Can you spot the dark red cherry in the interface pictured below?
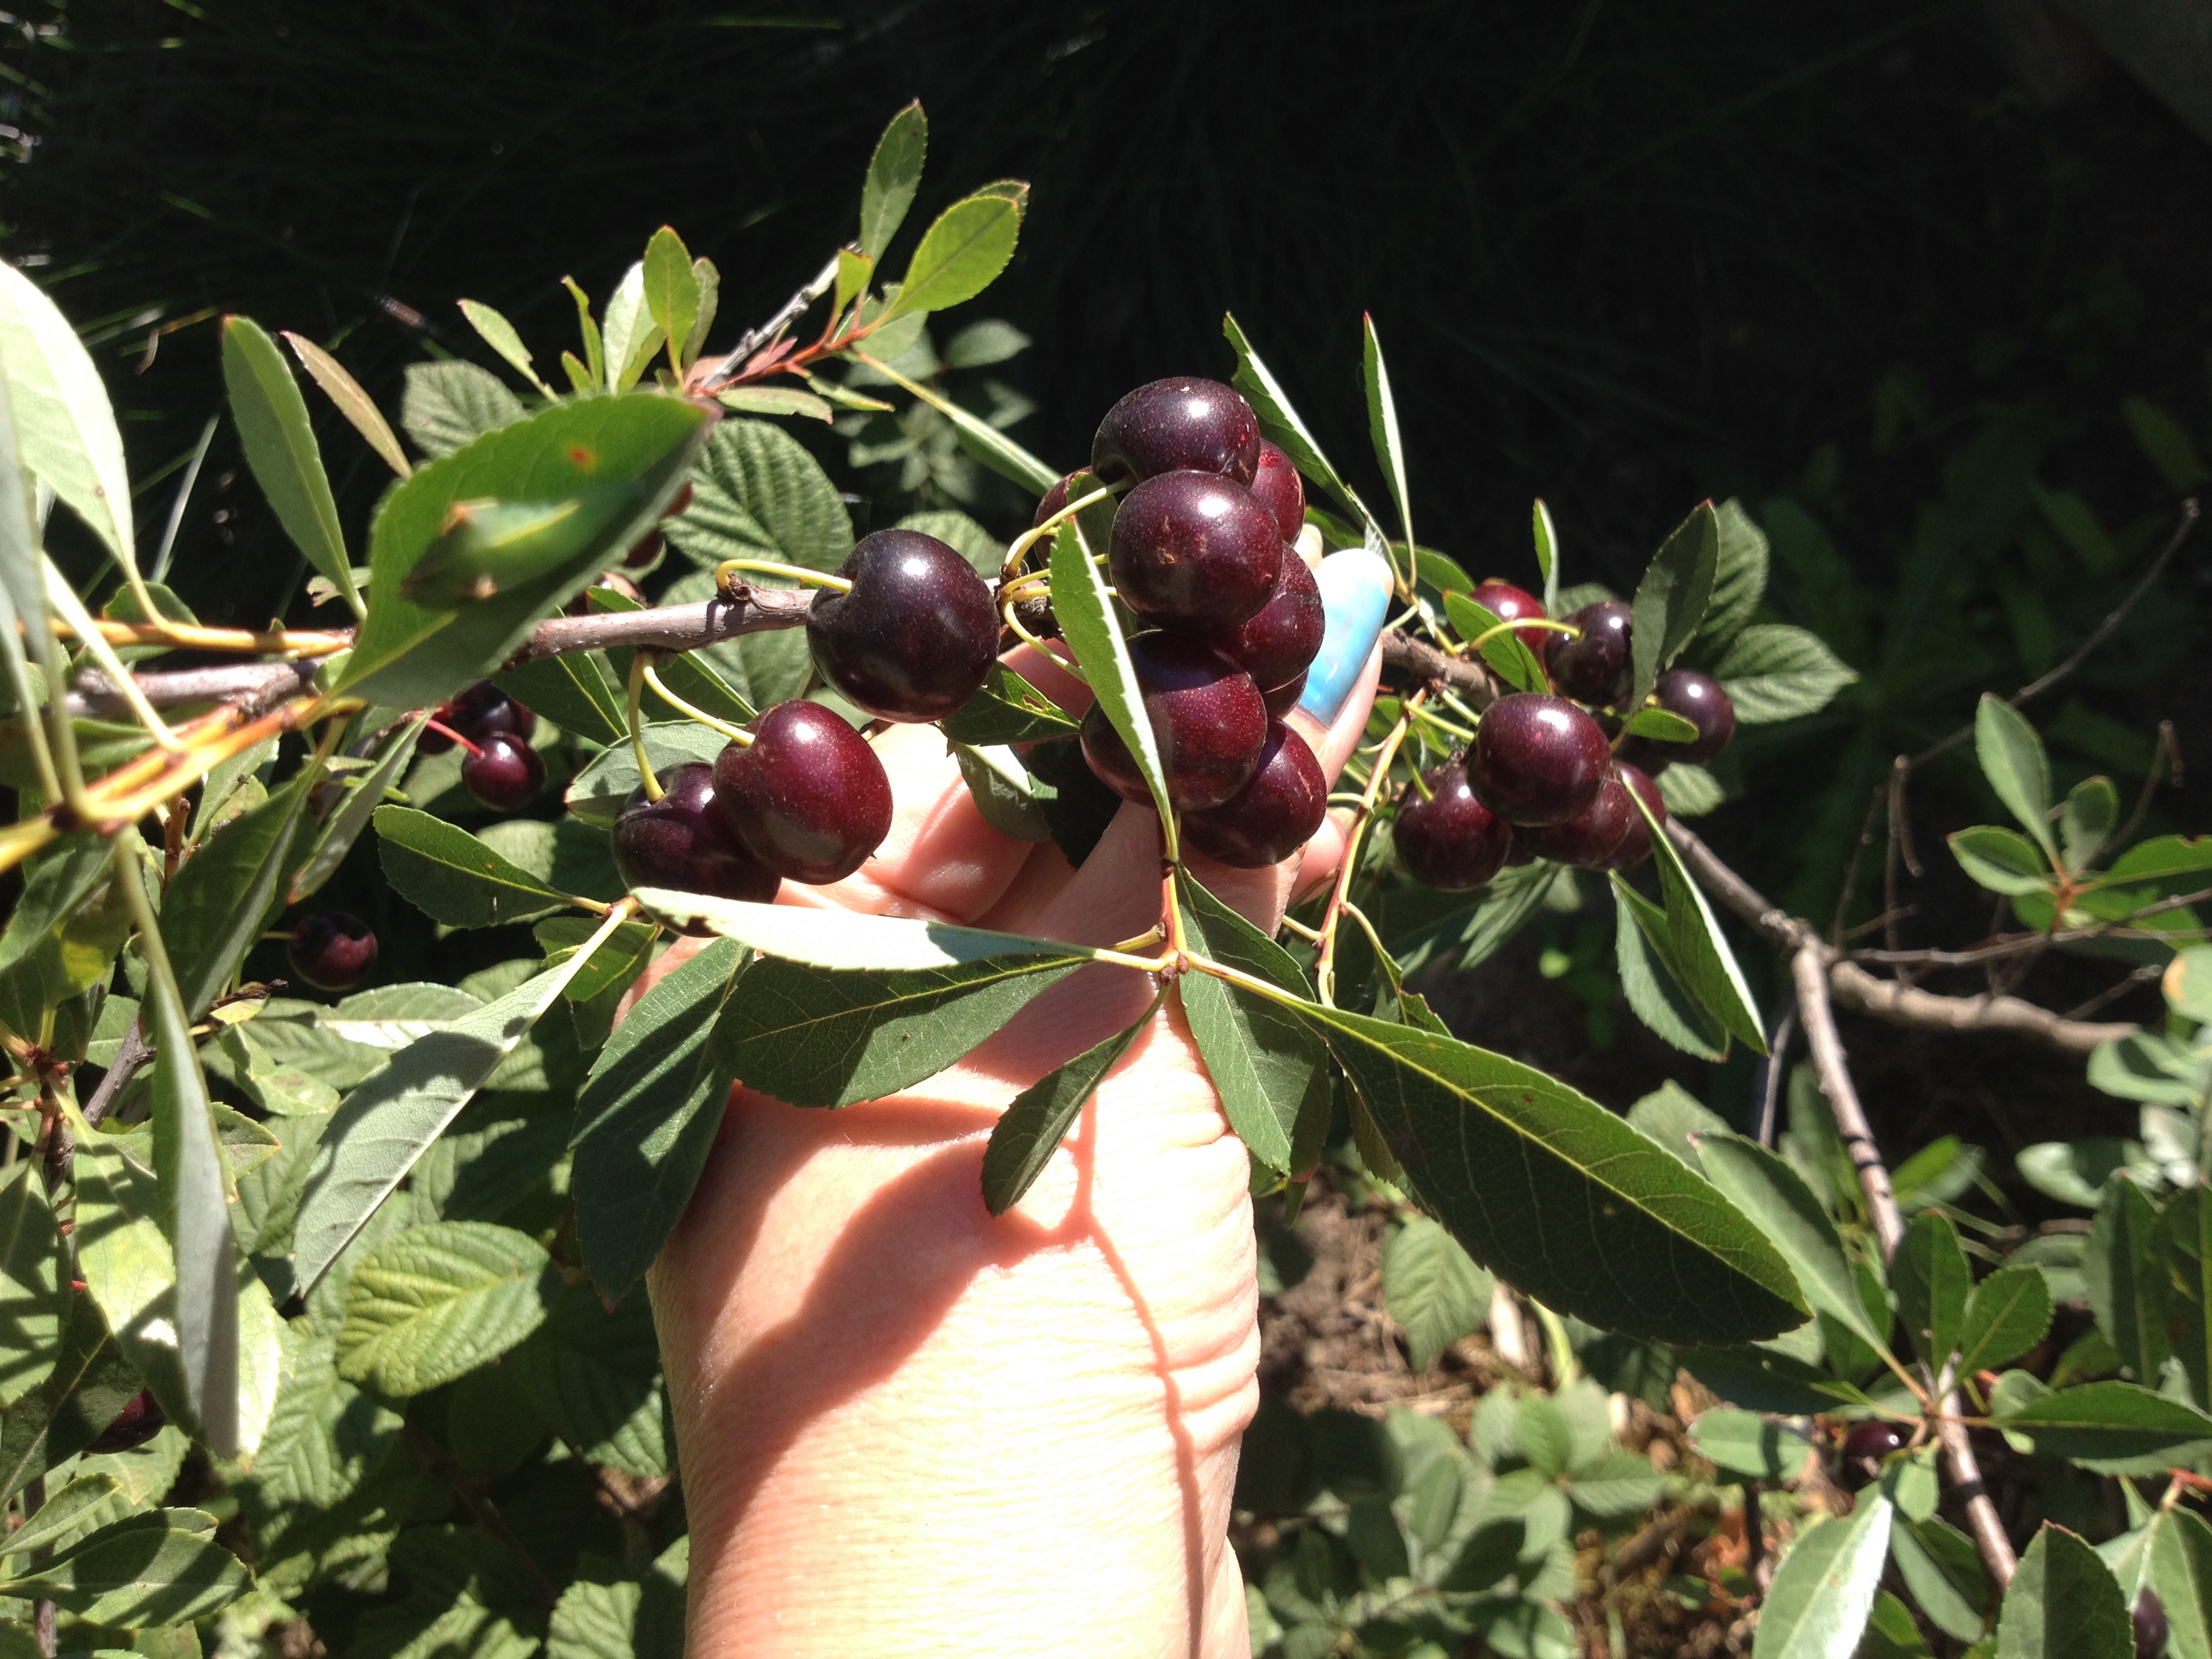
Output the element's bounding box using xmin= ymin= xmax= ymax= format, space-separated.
xmin=1079 ymin=633 xmax=1267 ymax=811
xmin=287 ymin=912 xmax=377 ymax=992
xmin=1091 ymin=376 xmax=1261 ymax=485
xmin=1394 ymin=763 xmax=1513 ymax=890
xmin=1470 ymin=693 xmax=1612 ymax=826
xmin=2135 ymin=1589 xmax=2169 ymax=1659
xmin=611 ymin=761 xmax=779 ymax=929
xmin=1247 ymin=440 xmax=1305 ymax=543
xmin=1468 ymin=581 xmax=1549 ymax=651
xmin=806 ymin=530 xmax=1000 ymax=722
xmin=1214 ymin=549 xmax=1324 ymax=693
xmin=1547 ymin=600 xmax=1634 ymax=707
xmin=1183 ymin=722 xmax=1326 ymax=868
xmin=1600 ymin=763 xmax=1666 ymax=869
xmin=1262 ymin=672 xmax=1307 ymax=719
xmin=1108 ymin=472 xmax=1283 ymax=634
xmin=1839 ymin=1418 xmax=1909 ymax=1490
xmin=1519 ymin=766 xmax=1634 ymax=867
xmin=1619 ymin=669 xmax=1736 ymax=773
xmin=1033 ymin=472 xmax=1074 ymax=529
xmin=462 ymin=733 xmax=545 ymax=811
xmin=450 ymin=680 xmax=536 ymax=743
xmin=712 ymin=702 xmax=894 ymax=885
xmin=85 ymin=1389 xmax=165 ymax=1456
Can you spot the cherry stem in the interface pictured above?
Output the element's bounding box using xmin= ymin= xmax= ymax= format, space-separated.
xmin=712 ymin=557 xmax=853 ymax=594
xmin=1315 ymin=692 xmax=1422 ymax=1006
xmin=998 ymin=485 xmax=1115 ymax=581
xmin=639 ymin=661 xmax=752 ymax=747
xmin=1001 ymin=598 xmax=1076 ymax=674
xmin=424 ymin=717 xmax=484 ymax=758
xmin=1457 ymin=616 xmax=1577 ymax=657
xmin=625 ymin=653 xmax=663 ymax=803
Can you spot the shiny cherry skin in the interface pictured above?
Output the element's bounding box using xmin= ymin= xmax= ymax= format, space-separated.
xmin=1261 ymin=672 xmax=1306 ymax=719
xmin=1619 ymin=669 xmax=1737 ymax=773
xmin=1468 ymin=580 xmax=1549 ymax=651
xmin=1214 ymin=548 xmax=1324 ymax=693
xmin=1183 ymin=722 xmax=1326 ymax=868
xmin=1839 ymin=1419 xmax=1910 ymax=1490
xmin=462 ymin=733 xmax=545 ymax=811
xmin=287 ymin=912 xmax=378 ymax=992
xmin=806 ymin=530 xmax=1000 ymax=722
xmin=1033 ymin=472 xmax=1074 ymax=529
xmin=1547 ymin=599 xmax=1634 ymax=706
xmin=1394 ymin=762 xmax=1514 ymax=890
xmin=85 ymin=1389 xmax=166 ymax=1455
xmin=1079 ymin=633 xmax=1267 ymax=811
xmin=612 ymin=762 xmax=779 ymax=929
xmin=2135 ymin=1589 xmax=2169 ymax=1659
xmin=1108 ymin=471 xmax=1283 ymax=634
xmin=1247 ymin=439 xmax=1305 ymax=543
xmin=1091 ymin=376 xmax=1261 ymax=485
xmin=1599 ymin=763 xmax=1666 ymax=869
xmin=1519 ymin=766 xmax=1634 ymax=866
xmin=422 ymin=679 xmax=533 ymax=753
xmin=1471 ymin=693 xmax=1613 ymax=826
xmin=712 ymin=702 xmax=894 ymax=885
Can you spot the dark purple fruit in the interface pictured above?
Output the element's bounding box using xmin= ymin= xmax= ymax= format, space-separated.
xmin=1091 ymin=376 xmax=1261 ymax=486
xmin=462 ymin=733 xmax=545 ymax=810
xmin=1470 ymin=693 xmax=1612 ymax=827
xmin=1394 ymin=763 xmax=1513 ymax=891
xmin=1183 ymin=722 xmax=1327 ymax=868
xmin=85 ymin=1389 xmax=165 ymax=1455
xmin=449 ymin=680 xmax=536 ymax=743
xmin=1262 ymin=672 xmax=1307 ymax=720
xmin=1107 ymin=471 xmax=1283 ymax=634
xmin=1468 ymin=581 xmax=1549 ymax=651
xmin=1600 ymin=763 xmax=1666 ymax=869
xmin=287 ymin=912 xmax=378 ymax=993
xmin=2135 ymin=1589 xmax=2169 ymax=1659
xmin=1519 ymin=767 xmax=1634 ymax=867
xmin=611 ymin=762 xmax=779 ymax=929
xmin=1078 ymin=633 xmax=1267 ymax=812
xmin=1214 ymin=549 xmax=1324 ymax=693
xmin=1839 ymin=1418 xmax=1909 ymax=1489
xmin=1248 ymin=439 xmax=1305 ymax=543
xmin=1547 ymin=599 xmax=1634 ymax=707
xmin=712 ymin=702 xmax=894 ymax=885
xmin=1619 ymin=669 xmax=1736 ymax=774
xmin=1033 ymin=472 xmax=1074 ymax=529
xmin=806 ymin=530 xmax=1000 ymax=722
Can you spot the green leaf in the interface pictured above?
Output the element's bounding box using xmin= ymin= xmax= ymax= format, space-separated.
xmin=1630 ymin=502 xmax=1720 ymax=708
xmin=373 ymin=804 xmax=569 ymax=928
xmin=640 ymin=228 xmax=699 ymax=377
xmin=1696 ymin=1132 xmax=1888 ymax=1355
xmin=344 ymin=393 xmax=712 ymax=708
xmin=1862 ymin=1591 xmax=1936 ymax=1659
xmin=1050 ymin=496 xmax=1175 ymax=830
xmin=1622 ymin=705 xmax=1702 ymax=744
xmin=535 ymin=915 xmax=655 ymax=1004
xmin=883 ymin=192 xmax=1023 ymax=319
xmin=954 ymin=741 xmax=1051 ymax=842
xmin=402 ymin=359 xmax=527 ymax=458
xmin=565 ymin=720 xmax=728 ymax=829
xmin=943 ymin=318 xmax=1030 ymax=369
xmin=1382 ymin=1216 xmax=1494 ymax=1374
xmin=0 ymin=260 xmax=136 ymax=575
xmin=0 ymin=1509 xmax=249 ymax=1626
xmin=2087 ymin=1176 xmax=2169 ymax=1384
xmin=1443 ymin=591 xmax=1548 ymax=694
xmin=859 ymin=100 xmax=928 ymax=260
xmin=1291 ymin=1003 xmax=1807 ymax=1343
xmin=1637 ymin=787 xmax=1767 ymax=1049
xmin=0 ymin=1162 xmax=60 ymax=1410
xmin=1891 ymin=1515 xmax=1990 ymax=1643
xmin=1534 ymin=498 xmax=1560 ymax=615
xmin=846 ymin=352 xmax=1059 ymax=492
xmin=4 ymin=1473 xmax=122 ymax=1561
xmin=1699 ymin=499 xmax=1769 ymax=651
xmin=494 ymin=649 xmax=628 ymax=746
xmin=573 ymin=938 xmax=745 ymax=1300
xmin=2123 ymin=394 xmax=2211 ymax=492
xmin=1613 ymin=878 xmax=1728 ymax=1060
xmin=711 ymin=951 xmax=1084 ymax=1110
xmin=1994 ymin=1381 xmax=2212 ymax=1475
xmin=163 ymin=770 xmax=316 ymax=1019
xmin=940 ymin=661 xmax=1078 ymax=745
xmin=715 ymin=384 xmax=832 ymax=422
xmin=1959 ymin=1265 xmax=2054 ymax=1376
xmin=0 ymin=835 xmax=131 ymax=1042
xmin=1894 ymin=1208 xmax=1971 ymax=1371
xmin=1566 ymin=1448 xmax=1669 ymax=1518
xmin=2061 ymin=776 xmax=2119 ymax=874
xmin=1222 ymin=312 xmax=1359 ymax=518
xmin=663 ymin=416 xmax=853 ymax=575
xmin=1948 ymin=825 xmax=2051 ymax=895
xmin=1687 ymin=1408 xmax=1814 ymax=1480
xmin=1176 ymin=872 xmax=1328 ymax=1174
xmin=623 ymin=893 xmax=1077 ymax=973
xmin=0 ymin=1292 xmax=144 ymax=1501
xmin=1713 ymin=622 xmax=1858 ymax=725
xmin=282 ymin=330 xmax=411 ymax=478
xmin=601 ymin=261 xmax=664 ymax=392
xmin=289 ymin=713 xmax=428 ymax=905
xmin=335 ymin=1221 xmax=553 ymax=1397
xmin=457 ymin=299 xmax=550 ymax=395
xmin=1656 ymin=760 xmax=1727 ymax=818
xmin=1625 ymin=1081 xmax=1728 ymax=1173
xmin=981 ymin=998 xmax=1157 ymax=1216
xmin=221 ymin=315 xmax=360 ymax=612
xmin=2167 ymin=1187 xmax=2212 ymax=1412
xmin=1977 ymin=695 xmax=2057 ymax=862
xmin=2148 ymin=1508 xmax=2212 ymax=1659
xmin=1751 ymin=1495 xmax=1892 ymax=1659
xmin=1361 ymin=314 xmax=1412 ymax=544
xmin=1996 ymin=1523 xmax=2132 ymax=1659
xmin=508 ymin=1282 xmax=665 ymax=1477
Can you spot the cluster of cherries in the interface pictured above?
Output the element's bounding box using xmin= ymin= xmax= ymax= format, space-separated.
xmin=424 ymin=678 xmax=546 ymax=811
xmin=1051 ymin=377 xmax=1329 ymax=867
xmin=1393 ymin=583 xmax=1737 ymax=891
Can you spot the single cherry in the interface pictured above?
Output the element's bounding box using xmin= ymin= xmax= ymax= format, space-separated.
xmin=462 ymin=732 xmax=545 ymax=810
xmin=1838 ymin=1419 xmax=1910 ymax=1490
xmin=1619 ymin=669 xmax=1736 ymax=773
xmin=1247 ymin=439 xmax=1305 ymax=544
xmin=1079 ymin=633 xmax=1267 ymax=811
xmin=1394 ymin=763 xmax=1514 ymax=890
xmin=712 ymin=702 xmax=894 ymax=885
xmin=1467 ymin=580 xmax=1549 ymax=651
xmin=1262 ymin=672 xmax=1307 ymax=719
xmin=806 ymin=529 xmax=1000 ymax=722
xmin=1600 ymin=763 xmax=1666 ymax=869
xmin=1470 ymin=694 xmax=1613 ymax=826
xmin=1519 ymin=766 xmax=1635 ymax=867
xmin=1183 ymin=722 xmax=1326 ymax=868
xmin=1547 ymin=599 xmax=1634 ymax=706
xmin=85 ymin=1389 xmax=165 ymax=1455
xmin=1107 ymin=471 xmax=1283 ymax=634
xmin=1091 ymin=376 xmax=1261 ymax=485
xmin=1033 ymin=472 xmax=1073 ymax=529
xmin=422 ymin=679 xmax=533 ymax=753
xmin=1213 ymin=549 xmax=1324 ymax=693
xmin=611 ymin=762 xmax=779 ymax=928
xmin=287 ymin=912 xmax=379 ymax=993
xmin=2135 ymin=1589 xmax=2169 ymax=1659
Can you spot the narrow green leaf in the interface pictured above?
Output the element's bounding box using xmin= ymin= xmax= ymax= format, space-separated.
xmin=222 ymin=314 xmax=359 ymax=613
xmin=940 ymin=661 xmax=1078 ymax=745
xmin=1382 ymin=1217 xmax=1494 ymax=1374
xmin=2061 ymin=776 xmax=2119 ymax=875
xmin=716 ymin=385 xmax=833 ymax=423
xmin=600 ymin=261 xmax=663 ymax=392
xmin=1292 ymin=1002 xmax=1807 ymax=1343
xmin=3 ymin=1473 xmax=121 ymax=1561
xmin=1622 ymin=706 xmax=1702 ymax=743
xmin=562 ymin=275 xmax=605 ymax=386
xmin=1713 ymin=623 xmax=1858 ymax=725
xmin=1994 ymin=1381 xmax=2212 ymax=1475
xmin=1976 ymin=695 xmax=2057 ymax=862
xmin=1959 ymin=1265 xmax=2054 ymax=1376
xmin=335 ymin=1220 xmax=552 ymax=1396
xmin=1751 ymin=1494 xmax=1893 ymax=1659
xmin=982 ymin=997 xmax=1158 ymax=1216
xmin=2087 ymin=1176 xmax=2169 ymax=1384
xmin=844 ymin=350 xmax=1057 ymax=490
xmin=1635 ymin=787 xmax=1766 ymax=1048
xmin=163 ymin=769 xmax=317 ymax=1019
xmin=0 ymin=835 xmax=129 ymax=1040
xmin=624 ymin=891 xmax=1079 ymax=972
xmin=1890 ymin=1515 xmax=1990 ymax=1643
xmin=0 ymin=260 xmax=136 ymax=576
xmin=834 ymin=248 xmax=875 ymax=321
xmin=0 ymin=1509 xmax=249 ymax=1626
xmin=1533 ymin=498 xmax=1560 ymax=615
xmin=2148 ymin=1508 xmax=2212 ymax=1659
xmin=1630 ymin=502 xmax=1720 ymax=708
xmin=494 ymin=650 xmax=628 ymax=746
xmin=1443 ymin=591 xmax=1548 ymax=694
xmin=457 ymin=298 xmax=552 ymax=395
xmin=1688 ymin=1408 xmax=1814 ymax=1481
xmin=373 ymin=804 xmax=568 ymax=928
xmin=281 ymin=331 xmax=411 ymax=478
xmin=0 ymin=1162 xmax=60 ymax=1410
xmin=1626 ymin=1081 xmax=1729 ymax=1173
xmin=859 ymin=100 xmax=928 ymax=260
xmin=1697 ymin=1132 xmax=1888 ymax=1355
xmin=1893 ymin=1209 xmax=1971 ymax=1372
xmin=289 ymin=714 xmax=429 ymax=905
xmin=1613 ymin=878 xmax=1728 ymax=1060
xmin=1996 ymin=1523 xmax=2132 ymax=1659
xmin=1222 ymin=312 xmax=1360 ymax=517
xmin=640 ymin=228 xmax=699 ymax=378
xmin=1051 ymin=500 xmax=1175 ymax=832
xmin=1361 ymin=314 xmax=1412 ymax=544
xmin=2167 ymin=1187 xmax=2212 ymax=1412
xmin=883 ymin=192 xmax=1022 ymax=319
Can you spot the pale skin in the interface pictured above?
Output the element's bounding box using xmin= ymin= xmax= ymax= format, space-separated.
xmin=632 ymin=642 xmax=1382 ymax=1658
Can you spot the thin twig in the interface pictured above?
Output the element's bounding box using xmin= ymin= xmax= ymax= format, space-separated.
xmin=1378 ymin=630 xmax=1504 ymax=705
xmin=1753 ymin=1007 xmax=1794 ymax=1147
xmin=81 ymin=1023 xmax=150 ymax=1129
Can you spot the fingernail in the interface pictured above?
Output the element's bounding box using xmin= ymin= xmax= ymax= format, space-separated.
xmin=1297 ymin=546 xmax=1395 ymax=725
